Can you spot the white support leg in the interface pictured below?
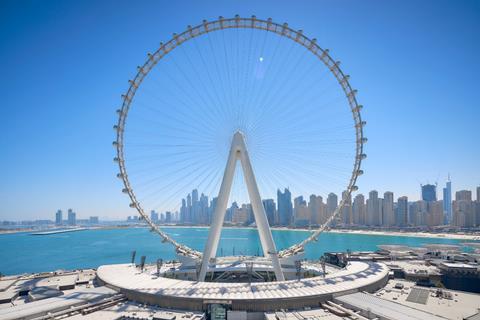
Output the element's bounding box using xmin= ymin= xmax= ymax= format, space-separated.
xmin=197 ymin=133 xmax=239 ymax=281
xmin=198 ymin=131 xmax=284 ymax=282
xmin=236 ymin=133 xmax=285 ymax=281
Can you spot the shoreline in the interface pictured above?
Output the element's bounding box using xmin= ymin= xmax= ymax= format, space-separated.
xmin=160 ymin=225 xmax=480 ymax=241
xmin=1 ymin=224 xmax=479 ymax=241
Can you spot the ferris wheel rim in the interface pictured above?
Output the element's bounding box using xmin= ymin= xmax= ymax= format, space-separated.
xmin=114 ymin=15 xmax=366 ymax=259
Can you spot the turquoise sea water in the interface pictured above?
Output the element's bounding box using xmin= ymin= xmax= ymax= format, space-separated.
xmin=0 ymin=227 xmax=471 ymax=276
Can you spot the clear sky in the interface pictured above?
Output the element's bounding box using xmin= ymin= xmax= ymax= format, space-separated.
xmin=1 ymin=0 xmax=479 ymax=221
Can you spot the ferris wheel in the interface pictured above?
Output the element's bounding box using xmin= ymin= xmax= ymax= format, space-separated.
xmin=113 ymin=16 xmax=366 ymax=260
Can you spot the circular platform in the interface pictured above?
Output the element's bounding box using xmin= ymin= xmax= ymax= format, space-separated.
xmin=97 ymin=261 xmax=389 ymax=312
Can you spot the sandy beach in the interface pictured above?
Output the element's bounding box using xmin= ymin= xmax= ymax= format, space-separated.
xmin=2 ymin=224 xmax=479 ymax=241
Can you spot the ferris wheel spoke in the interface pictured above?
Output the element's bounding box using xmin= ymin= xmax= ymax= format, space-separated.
xmin=169 ymin=54 xmax=228 ymax=129
xmin=248 ymin=41 xmax=312 ymax=134
xmin=136 ymin=153 xmax=221 ymax=203
xmin=242 ymin=31 xmax=283 ymax=126
xmin=191 ymin=38 xmax=232 ymax=125
xmin=151 ymin=160 xmax=221 ymax=212
xmin=204 ymin=32 xmax=236 ymax=123
xmin=127 ymin=152 xmax=217 ymax=179
xmin=251 ymin=64 xmax=335 ymax=137
xmin=177 ymin=45 xmax=230 ymax=127
xmin=132 ymin=99 xmax=219 ymax=141
xmin=149 ymin=63 xmax=221 ymax=131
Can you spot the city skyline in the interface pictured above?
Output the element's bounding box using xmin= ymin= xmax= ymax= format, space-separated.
xmin=5 ymin=182 xmax=479 ymax=228
xmin=2 ymin=0 xmax=480 ymax=220
xmin=148 ymin=183 xmax=480 ymax=229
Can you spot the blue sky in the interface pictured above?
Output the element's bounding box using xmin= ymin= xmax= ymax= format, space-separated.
xmin=1 ymin=0 xmax=479 ymax=221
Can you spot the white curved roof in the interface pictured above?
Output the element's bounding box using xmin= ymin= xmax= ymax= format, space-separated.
xmin=97 ymin=261 xmax=388 ymax=301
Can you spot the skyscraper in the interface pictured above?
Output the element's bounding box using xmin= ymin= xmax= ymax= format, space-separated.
xmin=396 ymin=196 xmax=408 ymax=227
xmin=209 ymin=197 xmax=217 ymax=224
xmin=199 ymin=193 xmax=209 ymax=224
xmin=456 ymin=190 xmax=472 ymax=201
xmin=150 ymin=210 xmax=159 ymax=223
xmin=226 ymin=202 xmax=239 ymax=222
xmin=192 ymin=189 xmax=199 ymax=203
xmin=366 ymin=190 xmax=381 ymax=226
xmin=293 ymin=196 xmax=309 ymax=227
xmin=180 ymin=199 xmax=187 ymax=223
xmin=421 ymin=184 xmax=437 ymax=202
xmin=352 ymin=194 xmax=366 ymax=225
xmin=262 ymin=199 xmax=277 ymax=226
xmin=277 ymin=188 xmax=293 ymax=226
xmin=89 ymin=216 xmax=99 ymax=224
xmin=165 ymin=211 xmax=172 ymax=223
xmin=382 ymin=191 xmax=394 ymax=227
xmin=477 ymin=186 xmax=480 ymax=202
xmin=55 ymin=209 xmax=63 ymax=226
xmin=443 ymin=177 xmax=452 ymax=224
xmin=341 ymin=191 xmax=352 ymax=225
xmin=426 ymin=201 xmax=444 ymax=227
xmin=308 ymin=195 xmax=325 ymax=225
xmin=452 ymin=190 xmax=477 ymax=228
xmin=326 ymin=193 xmax=338 ymax=220
xmin=67 ymin=209 xmax=76 ymax=226
xmin=410 ymin=200 xmax=427 ymax=226
xmin=186 ymin=193 xmax=192 ymax=223
xmin=192 ymin=189 xmax=199 ymax=224
xmin=453 ymin=190 xmax=475 ymax=227
xmin=232 ymin=204 xmax=249 ymax=224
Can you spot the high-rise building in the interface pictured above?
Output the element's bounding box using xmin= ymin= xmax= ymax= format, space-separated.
xmin=421 ymin=184 xmax=437 ymax=202
xmin=366 ymin=190 xmax=381 ymax=226
xmin=165 ymin=211 xmax=172 ymax=223
xmin=426 ymin=201 xmax=443 ymax=227
xmin=55 ymin=209 xmax=63 ymax=226
xmin=453 ymin=200 xmax=475 ymax=228
xmin=341 ymin=191 xmax=352 ymax=225
xmin=180 ymin=199 xmax=187 ymax=223
xmin=262 ymin=199 xmax=277 ymax=226
xmin=382 ymin=191 xmax=394 ymax=227
xmin=67 ymin=209 xmax=76 ymax=226
xmin=192 ymin=189 xmax=199 ymax=224
xmin=294 ymin=196 xmax=309 ymax=227
xmin=192 ymin=189 xmax=199 ymax=203
xmin=150 ymin=210 xmax=159 ymax=223
xmin=443 ymin=176 xmax=452 ymax=224
xmin=477 ymin=186 xmax=480 ymax=202
xmin=209 ymin=197 xmax=218 ymax=224
xmin=456 ymin=190 xmax=472 ymax=201
xmin=308 ymin=195 xmax=326 ymax=225
xmin=277 ymin=188 xmax=293 ymax=226
xmin=226 ymin=202 xmax=238 ymax=222
xmin=453 ymin=190 xmax=475 ymax=227
xmin=396 ymin=196 xmax=408 ymax=227
xmin=326 ymin=193 xmax=338 ymax=220
xmin=410 ymin=200 xmax=427 ymax=226
xmin=199 ymin=193 xmax=209 ymax=224
xmin=186 ymin=193 xmax=192 ymax=223
xmin=352 ymin=194 xmax=366 ymax=225
xmin=89 ymin=216 xmax=99 ymax=224
xmin=232 ymin=204 xmax=249 ymax=224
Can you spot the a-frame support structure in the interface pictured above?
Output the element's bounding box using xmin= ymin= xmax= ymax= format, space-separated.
xmin=198 ymin=131 xmax=285 ymax=282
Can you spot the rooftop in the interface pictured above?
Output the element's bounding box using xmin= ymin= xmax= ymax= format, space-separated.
xmin=377 ymin=279 xmax=480 ymax=319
